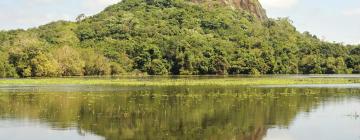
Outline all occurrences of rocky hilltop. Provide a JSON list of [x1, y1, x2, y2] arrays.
[[190, 0, 267, 20]]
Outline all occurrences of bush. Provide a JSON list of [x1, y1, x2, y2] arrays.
[[31, 53, 61, 77], [0, 52, 18, 78], [8, 46, 61, 77], [53, 46, 85, 76], [110, 62, 126, 75], [145, 59, 168, 75], [82, 49, 111, 76]]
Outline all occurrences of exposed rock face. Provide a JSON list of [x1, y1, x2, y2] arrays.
[[191, 0, 267, 20]]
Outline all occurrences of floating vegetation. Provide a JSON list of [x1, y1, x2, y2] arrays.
[[0, 76, 359, 86]]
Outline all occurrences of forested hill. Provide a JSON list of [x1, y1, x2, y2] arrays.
[[0, 0, 359, 77], [190, 0, 267, 20]]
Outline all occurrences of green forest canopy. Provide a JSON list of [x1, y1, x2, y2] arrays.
[[0, 0, 359, 77]]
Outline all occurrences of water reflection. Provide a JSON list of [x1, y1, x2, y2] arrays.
[[0, 119, 103, 140], [264, 98, 360, 140], [0, 86, 359, 140]]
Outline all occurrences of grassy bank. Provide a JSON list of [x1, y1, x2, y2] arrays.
[[0, 76, 359, 86]]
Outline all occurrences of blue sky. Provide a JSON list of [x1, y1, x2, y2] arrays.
[[260, 0, 360, 44], [0, 0, 359, 44]]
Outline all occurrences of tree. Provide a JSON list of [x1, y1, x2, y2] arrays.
[[110, 62, 126, 75], [347, 47, 360, 73], [145, 59, 168, 75], [133, 44, 163, 74], [76, 14, 86, 22], [38, 21, 79, 46], [31, 53, 61, 77], [8, 46, 60, 77], [210, 56, 229, 75], [82, 49, 111, 76], [299, 55, 323, 74], [53, 46, 85, 76], [0, 51, 17, 78]]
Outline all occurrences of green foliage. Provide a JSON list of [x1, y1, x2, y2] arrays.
[[82, 49, 111, 76], [53, 46, 85, 76], [37, 21, 79, 46], [250, 68, 261, 76], [30, 52, 60, 77], [346, 46, 360, 73], [0, 31, 7, 45], [8, 46, 60, 77], [145, 59, 169, 75], [0, 0, 358, 77], [110, 62, 126, 75], [0, 51, 17, 78]]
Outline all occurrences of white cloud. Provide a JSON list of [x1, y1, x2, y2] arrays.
[[94, 0, 120, 5], [259, 0, 298, 9], [0, 0, 122, 30], [342, 8, 360, 16], [30, 0, 61, 3], [84, 0, 120, 9]]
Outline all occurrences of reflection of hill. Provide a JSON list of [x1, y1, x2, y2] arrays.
[[0, 87, 358, 140]]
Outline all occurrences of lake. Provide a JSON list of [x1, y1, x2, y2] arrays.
[[0, 76, 359, 140]]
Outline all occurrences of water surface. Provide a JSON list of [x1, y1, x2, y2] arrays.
[[0, 80, 359, 140]]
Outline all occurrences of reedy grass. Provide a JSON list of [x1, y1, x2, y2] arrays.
[[0, 76, 359, 86]]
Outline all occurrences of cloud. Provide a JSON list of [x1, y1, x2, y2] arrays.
[[342, 8, 360, 16], [94, 0, 120, 5], [259, 0, 298, 9], [29, 0, 61, 3], [84, 0, 120, 9]]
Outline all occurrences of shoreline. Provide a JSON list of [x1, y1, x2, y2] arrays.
[[0, 76, 359, 86]]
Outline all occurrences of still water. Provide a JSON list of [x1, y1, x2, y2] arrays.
[[0, 83, 359, 140]]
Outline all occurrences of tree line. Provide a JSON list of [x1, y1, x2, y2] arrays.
[[0, 0, 359, 77]]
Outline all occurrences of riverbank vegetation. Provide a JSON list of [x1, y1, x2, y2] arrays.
[[0, 76, 359, 86], [0, 0, 359, 77]]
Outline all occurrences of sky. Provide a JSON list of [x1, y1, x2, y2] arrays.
[[0, 0, 359, 44]]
